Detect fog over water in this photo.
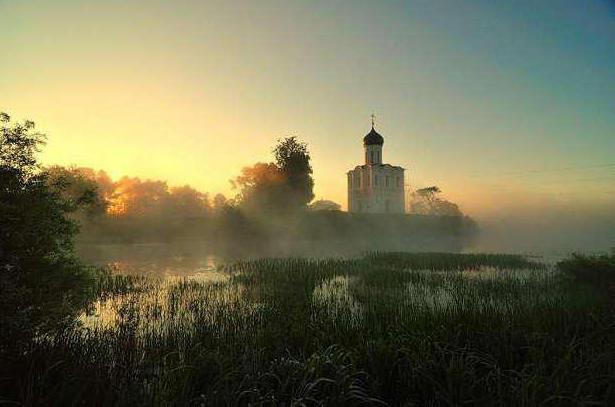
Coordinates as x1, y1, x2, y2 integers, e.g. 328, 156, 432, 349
76, 191, 614, 275
471, 204, 614, 257
78, 206, 614, 277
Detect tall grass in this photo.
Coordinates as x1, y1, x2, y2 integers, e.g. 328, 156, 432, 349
2, 253, 613, 406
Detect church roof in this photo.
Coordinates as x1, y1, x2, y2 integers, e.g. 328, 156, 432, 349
347, 164, 405, 173
363, 126, 384, 145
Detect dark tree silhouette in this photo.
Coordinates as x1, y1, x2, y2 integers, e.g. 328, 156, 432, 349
232, 137, 315, 215
0, 113, 95, 356
273, 136, 315, 209
46, 165, 110, 218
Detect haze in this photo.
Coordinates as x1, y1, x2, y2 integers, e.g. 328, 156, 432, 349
1, 0, 613, 252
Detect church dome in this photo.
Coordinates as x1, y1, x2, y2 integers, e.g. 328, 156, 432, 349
363, 127, 384, 145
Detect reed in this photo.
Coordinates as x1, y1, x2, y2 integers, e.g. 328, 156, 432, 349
3, 253, 613, 406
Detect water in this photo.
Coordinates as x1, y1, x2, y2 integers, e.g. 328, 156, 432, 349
77, 242, 227, 278
77, 243, 237, 330
76, 241, 361, 277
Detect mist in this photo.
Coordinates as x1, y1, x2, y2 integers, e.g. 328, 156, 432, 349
53, 166, 615, 264
471, 202, 614, 257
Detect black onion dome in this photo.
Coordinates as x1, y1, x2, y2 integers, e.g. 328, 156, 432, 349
363, 127, 384, 145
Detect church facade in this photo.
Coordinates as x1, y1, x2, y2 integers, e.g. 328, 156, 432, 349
347, 124, 405, 213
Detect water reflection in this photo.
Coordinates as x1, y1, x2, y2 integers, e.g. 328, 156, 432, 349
78, 242, 226, 278
77, 247, 562, 338
313, 275, 363, 326
79, 275, 253, 334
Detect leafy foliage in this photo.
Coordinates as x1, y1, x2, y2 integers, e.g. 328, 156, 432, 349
231, 161, 287, 214
273, 136, 314, 208
233, 137, 314, 214
46, 165, 111, 217
410, 185, 463, 216
0, 113, 95, 355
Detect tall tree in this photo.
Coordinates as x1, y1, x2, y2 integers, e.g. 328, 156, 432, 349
232, 137, 315, 215
273, 136, 314, 209
0, 113, 94, 355
232, 162, 287, 214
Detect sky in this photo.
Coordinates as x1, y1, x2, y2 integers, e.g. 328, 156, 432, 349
1, 0, 614, 249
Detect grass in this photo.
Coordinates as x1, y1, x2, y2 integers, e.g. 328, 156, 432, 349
2, 252, 614, 406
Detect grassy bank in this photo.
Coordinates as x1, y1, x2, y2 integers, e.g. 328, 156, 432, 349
2, 253, 613, 406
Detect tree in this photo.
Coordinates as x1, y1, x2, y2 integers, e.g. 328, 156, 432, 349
107, 177, 170, 217
167, 185, 210, 218
232, 137, 315, 215
231, 162, 287, 214
46, 165, 109, 218
0, 113, 95, 355
273, 136, 314, 208
410, 186, 462, 216
212, 193, 230, 212
309, 199, 341, 211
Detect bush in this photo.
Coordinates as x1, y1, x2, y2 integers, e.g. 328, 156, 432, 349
557, 253, 615, 287
0, 113, 96, 355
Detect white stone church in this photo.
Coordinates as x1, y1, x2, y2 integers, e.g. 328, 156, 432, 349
347, 122, 405, 213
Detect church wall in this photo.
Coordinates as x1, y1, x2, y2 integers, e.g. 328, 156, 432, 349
347, 165, 405, 214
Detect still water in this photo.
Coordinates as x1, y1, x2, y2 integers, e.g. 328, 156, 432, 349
76, 243, 561, 333
77, 242, 572, 279
77, 241, 365, 277
77, 242, 228, 278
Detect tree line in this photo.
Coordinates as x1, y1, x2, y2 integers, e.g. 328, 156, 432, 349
0, 111, 478, 357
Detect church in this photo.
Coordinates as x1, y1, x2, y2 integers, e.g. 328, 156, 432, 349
347, 120, 405, 213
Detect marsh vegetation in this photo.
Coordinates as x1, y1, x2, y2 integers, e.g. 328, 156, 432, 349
4, 252, 613, 406
2, 113, 613, 406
